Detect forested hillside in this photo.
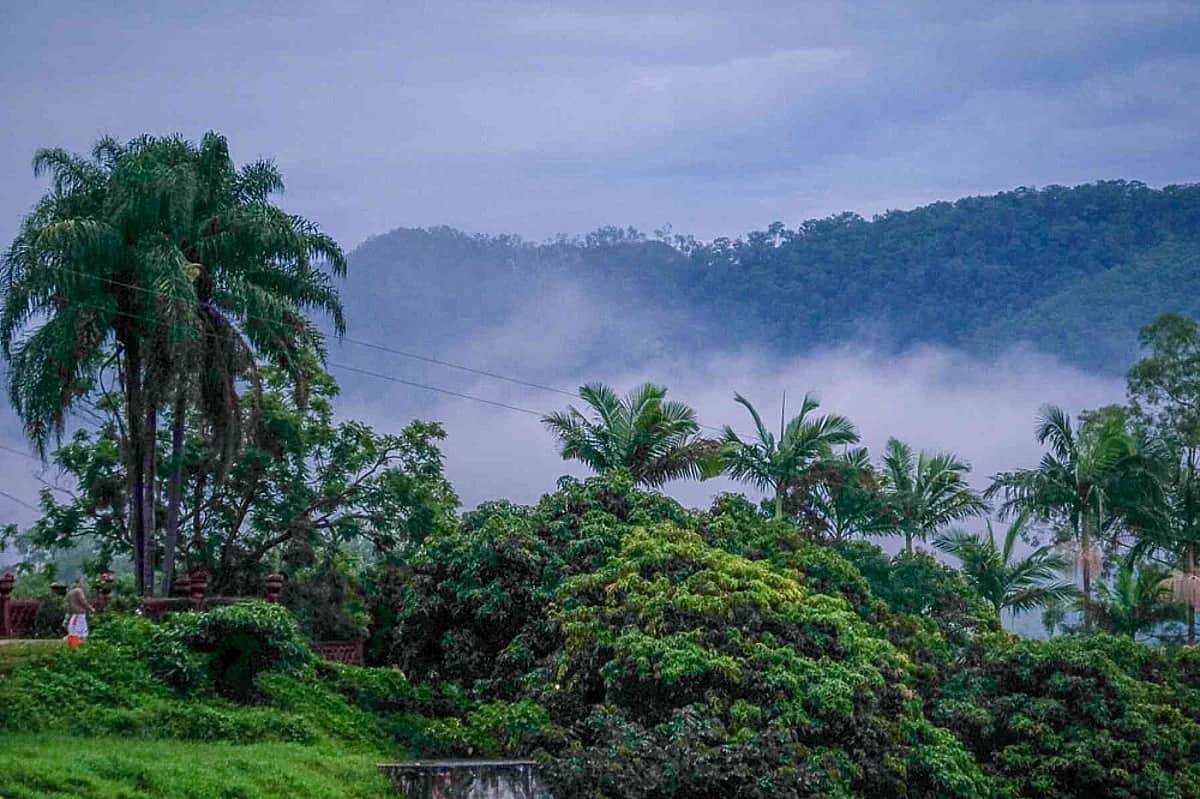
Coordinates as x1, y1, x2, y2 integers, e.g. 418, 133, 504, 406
349, 180, 1200, 372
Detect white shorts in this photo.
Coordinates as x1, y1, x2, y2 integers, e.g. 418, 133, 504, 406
66, 614, 89, 638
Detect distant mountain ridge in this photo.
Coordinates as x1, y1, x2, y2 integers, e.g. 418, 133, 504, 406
346, 181, 1200, 374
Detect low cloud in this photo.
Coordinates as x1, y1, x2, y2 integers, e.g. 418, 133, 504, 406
336, 283, 1124, 512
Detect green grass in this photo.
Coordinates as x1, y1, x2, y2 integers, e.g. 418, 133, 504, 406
0, 640, 62, 675
0, 734, 394, 799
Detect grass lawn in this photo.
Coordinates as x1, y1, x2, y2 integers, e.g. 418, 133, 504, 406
0, 640, 63, 675
0, 735, 394, 799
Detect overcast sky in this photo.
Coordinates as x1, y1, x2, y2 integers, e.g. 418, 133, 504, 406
1, 1, 1198, 543
3, 1, 1199, 252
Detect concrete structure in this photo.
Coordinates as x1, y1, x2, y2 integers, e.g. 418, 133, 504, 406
380, 760, 548, 799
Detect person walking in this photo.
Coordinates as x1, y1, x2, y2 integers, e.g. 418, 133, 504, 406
65, 576, 95, 645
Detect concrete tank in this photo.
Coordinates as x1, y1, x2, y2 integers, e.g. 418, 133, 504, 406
379, 759, 550, 799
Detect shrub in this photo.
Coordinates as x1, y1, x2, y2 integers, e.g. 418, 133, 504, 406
534, 523, 991, 798
90, 613, 156, 654
934, 635, 1200, 797
30, 594, 67, 638
148, 602, 313, 700
379, 474, 664, 692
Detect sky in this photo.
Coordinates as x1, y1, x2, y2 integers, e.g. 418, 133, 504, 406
0, 0, 1198, 595
2, 1, 1199, 253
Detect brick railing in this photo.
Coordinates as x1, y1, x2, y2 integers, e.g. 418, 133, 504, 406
0, 570, 364, 664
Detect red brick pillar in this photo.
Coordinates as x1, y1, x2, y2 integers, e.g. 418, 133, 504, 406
0, 572, 13, 637
95, 572, 114, 612
188, 570, 209, 610
264, 572, 285, 604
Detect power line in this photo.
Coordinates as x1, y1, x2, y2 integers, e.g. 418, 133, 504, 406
8, 265, 744, 435
0, 442, 39, 462
339, 338, 578, 399
328, 363, 546, 417
0, 489, 39, 513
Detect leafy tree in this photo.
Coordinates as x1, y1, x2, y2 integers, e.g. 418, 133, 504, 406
719, 392, 859, 520
934, 511, 1076, 625
541, 382, 714, 487
879, 438, 986, 553
2, 365, 457, 595
1127, 312, 1200, 642
806, 446, 891, 541
1092, 560, 1182, 640
936, 635, 1200, 797
1, 133, 345, 593
988, 406, 1160, 629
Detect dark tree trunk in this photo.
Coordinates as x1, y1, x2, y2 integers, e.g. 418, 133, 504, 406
141, 406, 158, 595
160, 390, 187, 596
124, 340, 147, 596
1188, 542, 1196, 646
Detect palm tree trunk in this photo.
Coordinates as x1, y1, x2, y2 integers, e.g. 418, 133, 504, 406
905, 530, 913, 555
159, 390, 186, 596
192, 470, 207, 559
124, 341, 147, 596
774, 491, 783, 521
1188, 542, 1196, 646
141, 406, 157, 595
1080, 515, 1092, 632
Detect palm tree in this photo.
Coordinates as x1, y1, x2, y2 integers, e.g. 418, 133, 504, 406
1134, 442, 1200, 644
720, 392, 859, 521
1093, 560, 1181, 639
542, 382, 714, 487
934, 510, 1076, 625
880, 438, 986, 554
987, 405, 1157, 629
808, 447, 891, 542
1, 133, 345, 594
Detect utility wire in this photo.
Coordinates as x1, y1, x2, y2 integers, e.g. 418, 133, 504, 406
328, 363, 546, 417
7, 265, 743, 435
0, 489, 39, 513
0, 442, 39, 462
340, 338, 578, 399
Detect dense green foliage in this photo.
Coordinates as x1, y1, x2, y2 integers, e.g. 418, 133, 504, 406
3, 475, 1200, 797
347, 181, 1200, 374
935, 635, 1200, 797
377, 474, 1200, 798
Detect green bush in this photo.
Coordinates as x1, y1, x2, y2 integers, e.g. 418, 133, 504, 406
30, 594, 67, 638
379, 474, 664, 693
534, 523, 991, 798
935, 635, 1200, 797
90, 612, 156, 653
148, 602, 313, 699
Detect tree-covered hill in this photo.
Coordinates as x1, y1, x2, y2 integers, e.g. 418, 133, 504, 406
348, 180, 1200, 373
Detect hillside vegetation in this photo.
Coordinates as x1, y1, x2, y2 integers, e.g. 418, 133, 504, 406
349, 180, 1200, 372
5, 476, 1199, 798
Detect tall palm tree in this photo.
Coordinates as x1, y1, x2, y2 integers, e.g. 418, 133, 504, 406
880, 438, 986, 554
720, 392, 859, 520
1093, 560, 1181, 639
934, 510, 1076, 625
987, 405, 1157, 629
1134, 442, 1200, 644
1, 133, 345, 594
542, 382, 714, 487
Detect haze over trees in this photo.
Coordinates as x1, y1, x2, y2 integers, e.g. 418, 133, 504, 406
345, 181, 1200, 375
